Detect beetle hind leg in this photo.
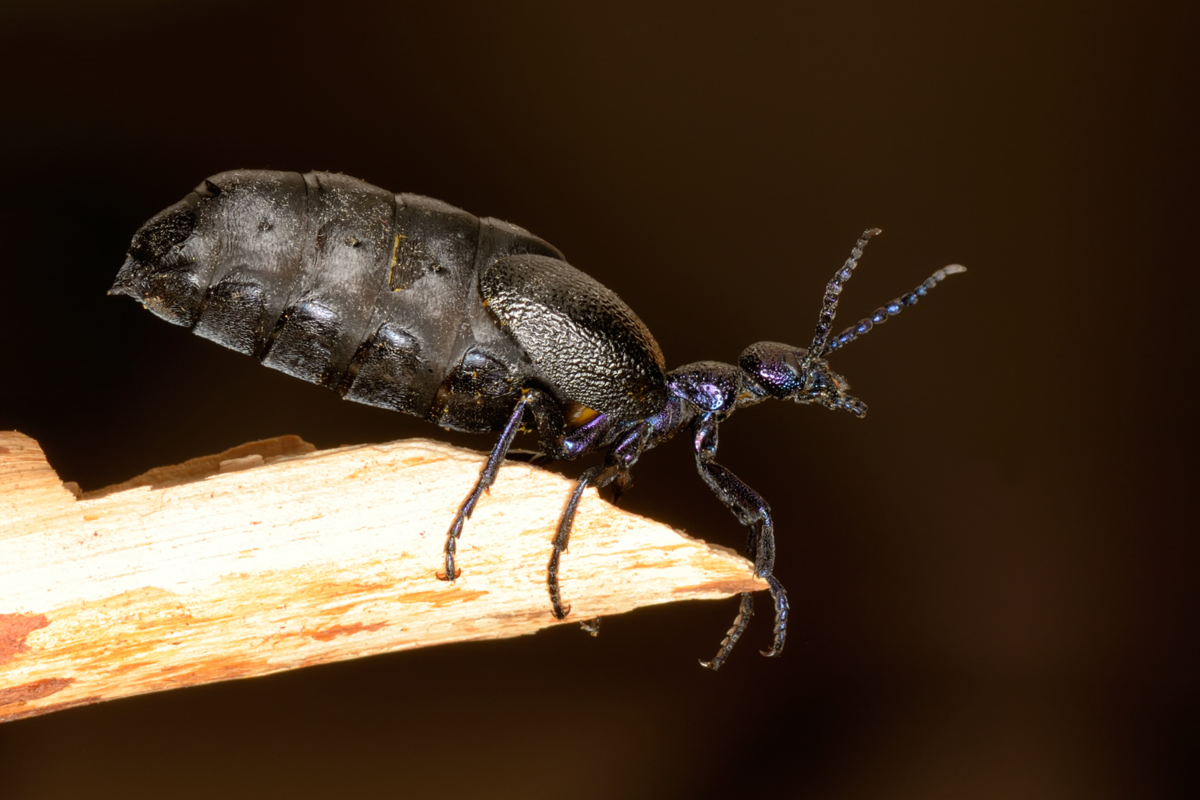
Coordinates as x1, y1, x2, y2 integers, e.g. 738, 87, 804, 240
440, 392, 531, 582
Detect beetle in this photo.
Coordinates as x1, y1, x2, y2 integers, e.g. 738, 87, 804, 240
111, 170, 964, 669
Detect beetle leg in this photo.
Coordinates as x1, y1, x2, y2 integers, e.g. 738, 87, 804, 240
524, 392, 612, 462
700, 593, 754, 671
547, 424, 648, 619
547, 464, 607, 618
441, 391, 531, 582
691, 414, 789, 670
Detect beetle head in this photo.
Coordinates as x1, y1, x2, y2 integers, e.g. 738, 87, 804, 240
735, 229, 965, 419
738, 341, 866, 416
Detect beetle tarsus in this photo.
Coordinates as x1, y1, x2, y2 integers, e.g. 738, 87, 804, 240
701, 592, 754, 670
760, 575, 789, 658
440, 538, 458, 583
548, 545, 570, 620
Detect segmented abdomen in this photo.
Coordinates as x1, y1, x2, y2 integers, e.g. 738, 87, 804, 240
112, 170, 562, 426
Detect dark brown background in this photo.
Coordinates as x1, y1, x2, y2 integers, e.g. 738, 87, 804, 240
1, 1, 1195, 797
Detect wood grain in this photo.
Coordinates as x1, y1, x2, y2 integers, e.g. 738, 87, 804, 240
0, 431, 763, 722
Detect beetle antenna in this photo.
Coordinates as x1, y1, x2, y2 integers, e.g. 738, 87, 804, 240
823, 263, 967, 354
807, 228, 882, 360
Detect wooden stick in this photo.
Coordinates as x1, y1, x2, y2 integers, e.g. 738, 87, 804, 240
0, 431, 763, 722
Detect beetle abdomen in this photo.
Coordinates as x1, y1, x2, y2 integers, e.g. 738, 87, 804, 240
112, 170, 561, 423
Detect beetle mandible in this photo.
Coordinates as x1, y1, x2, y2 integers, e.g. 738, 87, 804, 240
111, 170, 965, 669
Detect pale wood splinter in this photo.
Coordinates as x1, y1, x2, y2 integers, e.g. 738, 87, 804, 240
0, 431, 764, 723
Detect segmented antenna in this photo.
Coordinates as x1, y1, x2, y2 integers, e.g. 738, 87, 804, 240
823, 263, 967, 354
807, 228, 882, 360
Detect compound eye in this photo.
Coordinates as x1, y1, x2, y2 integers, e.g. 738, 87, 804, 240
782, 350, 802, 379
767, 355, 803, 395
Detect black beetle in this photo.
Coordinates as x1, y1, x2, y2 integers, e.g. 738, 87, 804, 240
111, 170, 964, 669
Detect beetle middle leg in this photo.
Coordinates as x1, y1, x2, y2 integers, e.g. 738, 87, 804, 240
545, 423, 649, 619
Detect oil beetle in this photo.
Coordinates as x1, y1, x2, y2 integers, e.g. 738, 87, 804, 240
112, 170, 964, 669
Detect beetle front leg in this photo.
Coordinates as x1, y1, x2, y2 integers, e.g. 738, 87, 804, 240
441, 391, 531, 582
701, 593, 755, 672
692, 414, 789, 670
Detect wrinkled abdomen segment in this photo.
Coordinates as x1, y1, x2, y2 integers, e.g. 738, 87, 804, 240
113, 171, 477, 419
113, 170, 564, 429
337, 190, 483, 419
